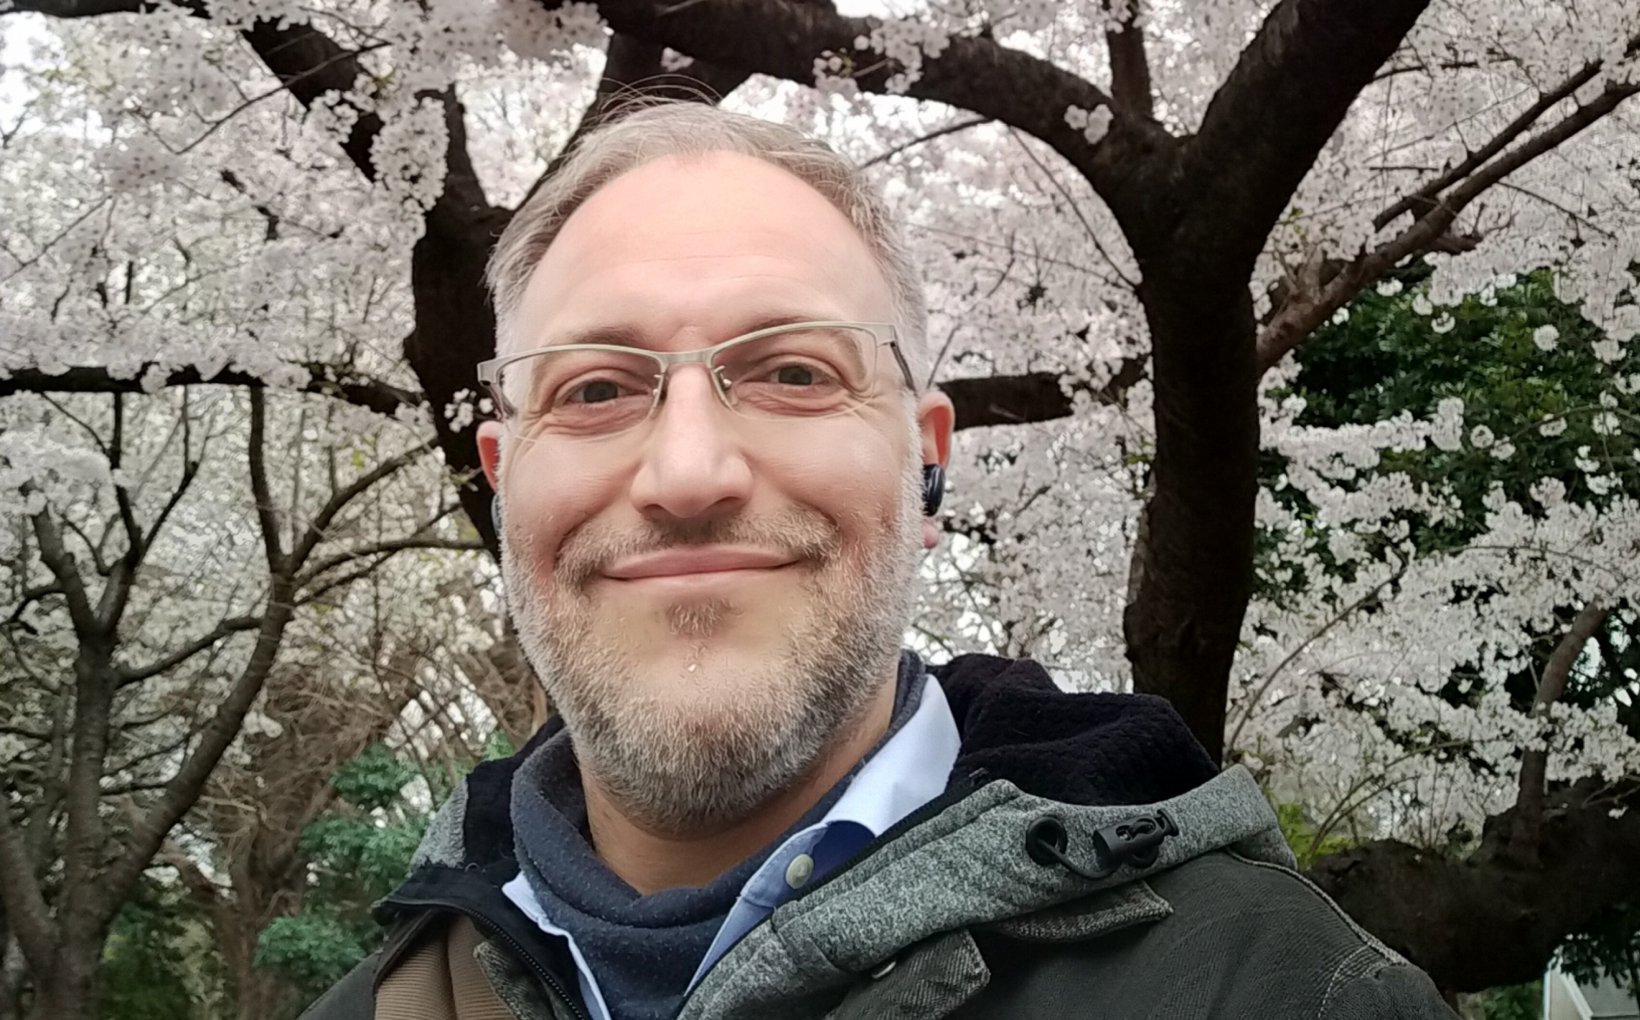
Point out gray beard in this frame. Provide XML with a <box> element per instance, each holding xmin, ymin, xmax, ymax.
<box><xmin>501</xmin><ymin>461</ymin><xmax>922</xmax><ymax>835</ymax></box>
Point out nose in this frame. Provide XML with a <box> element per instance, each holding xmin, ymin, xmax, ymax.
<box><xmin>627</xmin><ymin>363</ymin><xmax>754</xmax><ymax>521</ymax></box>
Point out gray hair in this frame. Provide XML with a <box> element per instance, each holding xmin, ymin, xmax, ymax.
<box><xmin>485</xmin><ymin>101</ymin><xmax>929</xmax><ymax>385</ymax></box>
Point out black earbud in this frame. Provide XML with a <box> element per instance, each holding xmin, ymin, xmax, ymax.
<box><xmin>490</xmin><ymin>494</ymin><xmax>503</xmax><ymax>538</ymax></box>
<box><xmin>922</xmin><ymin>463</ymin><xmax>944</xmax><ymax>517</ymax></box>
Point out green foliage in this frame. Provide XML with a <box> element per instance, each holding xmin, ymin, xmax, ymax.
<box><xmin>1467</xmin><ymin>981</ymin><xmax>1542</xmax><ymax>1020</ymax></box>
<box><xmin>253</xmin><ymin>912</ymin><xmax>369</xmax><ymax>990</ymax></box>
<box><xmin>101</xmin><ymin>890</ymin><xmax>194</xmax><ymax>1020</ymax></box>
<box><xmin>483</xmin><ymin>728</ymin><xmax>516</xmax><ymax>762</ymax></box>
<box><xmin>255</xmin><ymin>742</ymin><xmax>430</xmax><ymax>1016</ymax></box>
<box><xmin>329</xmin><ymin>740</ymin><xmax>418</xmax><ymax>812</ymax></box>
<box><xmin>1268</xmin><ymin>268</ymin><xmax>1640</xmax><ymax>578</ymax></box>
<box><xmin>1291</xmin><ymin>268</ymin><xmax>1639</xmax><ymax>529</ymax></box>
<box><xmin>298</xmin><ymin>811</ymin><xmax>425</xmax><ymax>895</ymax></box>
<box><xmin>100</xmin><ymin>879</ymin><xmax>221</xmax><ymax>1020</ymax></box>
<box><xmin>1271</xmin><ymin>801</ymin><xmax>1352</xmax><ymax>869</ymax></box>
<box><xmin>1559</xmin><ymin>901</ymin><xmax>1640</xmax><ymax>1002</ymax></box>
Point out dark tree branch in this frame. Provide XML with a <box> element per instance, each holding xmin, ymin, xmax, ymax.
<box><xmin>1176</xmin><ymin>0</ymin><xmax>1432</xmax><ymax>275</ymax></box>
<box><xmin>401</xmin><ymin>90</ymin><xmax>509</xmax><ymax>558</ymax></box>
<box><xmin>55</xmin><ymin>513</ymin><xmax>109</xmax><ymax>581</ymax></box>
<box><xmin>114</xmin><ymin>616</ymin><xmax>262</xmax><ymax>687</ymax></box>
<box><xmin>2</xmin><ymin>0</ymin><xmax>161</xmax><ymax>13</ymax></box>
<box><xmin>1509</xmin><ymin>601</ymin><xmax>1608</xmax><ymax>866</ymax></box>
<box><xmin>525</xmin><ymin>35</ymin><xmax>754</xmax><ymax>197</ymax></box>
<box><xmin>1310</xmin><ymin>776</ymin><xmax>1640</xmax><ymax>993</ymax></box>
<box><xmin>1104</xmin><ymin>3</ymin><xmax>1153</xmax><ymax>120</ymax></box>
<box><xmin>858</xmin><ymin>116</ymin><xmax>989</xmax><ymax>169</ymax></box>
<box><xmin>1371</xmin><ymin>29</ymin><xmax>1639</xmax><ymax>235</ymax></box>
<box><xmin>236</xmin><ymin>20</ymin><xmax>383</xmax><ymax>180</ymax></box>
<box><xmin>96</xmin><ymin>578</ymin><xmax>297</xmax><ymax>930</ymax></box>
<box><xmin>93</xmin><ymin>411</ymin><xmax>429</xmax><ymax>926</ymax></box>
<box><xmin>1371</xmin><ymin>63</ymin><xmax>1607</xmax><ymax>232</ymax></box>
<box><xmin>0</xmin><ymin>800</ymin><xmax>56</xmax><ymax>981</ymax></box>
<box><xmin>141</xmin><ymin>446</ymin><xmax>201</xmax><ymax>554</ymax></box>
<box><xmin>97</xmin><ymin>394</ymin><xmax>141</xmax><ymax>631</ymax></box>
<box><xmin>0</xmin><ymin>363</ymin><xmax>423</xmax><ymax>419</ymax></box>
<box><xmin>159</xmin><ymin>840</ymin><xmax>223</xmax><ymax>910</ymax></box>
<box><xmin>941</xmin><ymin>360</ymin><xmax>1145</xmax><ymax>431</ymax></box>
<box><xmin>294</xmin><ymin>535</ymin><xmax>484</xmax><ymax>590</ymax></box>
<box><xmin>107</xmin><ymin>395</ymin><xmax>139</xmax><ymax>571</ymax></box>
<box><xmin>564</xmin><ymin>0</ymin><xmax>1143</xmax><ymax>196</ymax></box>
<box><xmin>246</xmin><ymin>391</ymin><xmax>286</xmax><ymax>573</ymax></box>
<box><xmin>26</xmin><ymin>496</ymin><xmax>96</xmax><ymax>641</ymax></box>
<box><xmin>10</xmin><ymin>0</ymin><xmax>386</xmax><ymax>179</ymax></box>
<box><xmin>296</xmin><ymin>553</ymin><xmax>396</xmax><ymax>606</ymax></box>
<box><xmin>290</xmin><ymin>439</ymin><xmax>437</xmax><ymax>568</ymax></box>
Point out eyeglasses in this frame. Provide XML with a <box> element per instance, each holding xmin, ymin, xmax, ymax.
<box><xmin>477</xmin><ymin>321</ymin><xmax>915</xmax><ymax>440</ymax></box>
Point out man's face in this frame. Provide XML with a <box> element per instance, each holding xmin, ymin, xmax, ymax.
<box><xmin>478</xmin><ymin>152</ymin><xmax>952</xmax><ymax>833</ymax></box>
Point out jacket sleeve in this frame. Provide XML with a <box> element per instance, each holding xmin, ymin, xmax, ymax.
<box><xmin>297</xmin><ymin>951</ymin><xmax>380</xmax><ymax>1020</ymax></box>
<box><xmin>1321</xmin><ymin>958</ymin><xmax>1460</xmax><ymax>1020</ymax></box>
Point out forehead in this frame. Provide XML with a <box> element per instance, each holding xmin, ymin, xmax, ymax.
<box><xmin>514</xmin><ymin>152</ymin><xmax>895</xmax><ymax>349</ymax></box>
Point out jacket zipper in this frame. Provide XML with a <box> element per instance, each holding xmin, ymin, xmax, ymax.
<box><xmin>382</xmin><ymin>891</ymin><xmax>593</xmax><ymax>1020</ymax></box>
<box><xmin>484</xmin><ymin>913</ymin><xmax>594</xmax><ymax>1020</ymax></box>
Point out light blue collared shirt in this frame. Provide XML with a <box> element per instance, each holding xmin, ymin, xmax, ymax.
<box><xmin>503</xmin><ymin>673</ymin><xmax>962</xmax><ymax>1020</ymax></box>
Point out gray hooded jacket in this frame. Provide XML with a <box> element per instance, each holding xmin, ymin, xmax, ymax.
<box><xmin>302</xmin><ymin>655</ymin><xmax>1455</xmax><ymax>1020</ymax></box>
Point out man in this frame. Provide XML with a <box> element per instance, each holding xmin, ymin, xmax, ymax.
<box><xmin>306</xmin><ymin>102</ymin><xmax>1455</xmax><ymax>1020</ymax></box>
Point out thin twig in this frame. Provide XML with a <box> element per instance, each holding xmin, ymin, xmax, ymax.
<box><xmin>858</xmin><ymin>116</ymin><xmax>989</xmax><ymax>169</ymax></box>
<box><xmin>1225</xmin><ymin>564</ymin><xmax>1409</xmax><ymax>757</ymax></box>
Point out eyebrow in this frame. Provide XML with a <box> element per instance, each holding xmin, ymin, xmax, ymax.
<box><xmin>543</xmin><ymin>313</ymin><xmax>835</xmax><ymax>350</ymax></box>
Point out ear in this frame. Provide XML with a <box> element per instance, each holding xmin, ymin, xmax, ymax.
<box><xmin>916</xmin><ymin>389</ymin><xmax>954</xmax><ymax>471</ymax></box>
<box><xmin>916</xmin><ymin>390</ymin><xmax>954</xmax><ymax>549</ymax></box>
<box><xmin>477</xmin><ymin>421</ymin><xmax>506</xmax><ymax>489</ymax></box>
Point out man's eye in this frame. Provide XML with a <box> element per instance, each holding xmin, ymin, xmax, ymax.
<box><xmin>772</xmin><ymin>364</ymin><xmax>819</xmax><ymax>386</ymax></box>
<box><xmin>564</xmin><ymin>379</ymin><xmax>627</xmax><ymax>404</ymax></box>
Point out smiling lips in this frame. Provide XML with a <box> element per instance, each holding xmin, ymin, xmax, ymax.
<box><xmin>603</xmin><ymin>546</ymin><xmax>798</xmax><ymax>583</ymax></box>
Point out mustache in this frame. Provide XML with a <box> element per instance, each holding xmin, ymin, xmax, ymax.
<box><xmin>553</xmin><ymin>508</ymin><xmax>844</xmax><ymax>589</ymax></box>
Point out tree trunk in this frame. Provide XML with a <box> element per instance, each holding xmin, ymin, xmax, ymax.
<box><xmin>230</xmin><ymin>948</ymin><xmax>284</xmax><ymax>1020</ymax></box>
<box><xmin>25</xmin><ymin>944</ymin><xmax>97</xmax><ymax>1020</ymax></box>
<box><xmin>0</xmin><ymin>932</ymin><xmax>26</xmax><ymax>1020</ymax></box>
<box><xmin>1122</xmin><ymin>263</ymin><xmax>1260</xmax><ymax>762</ymax></box>
<box><xmin>1308</xmin><ymin>776</ymin><xmax>1640</xmax><ymax>992</ymax></box>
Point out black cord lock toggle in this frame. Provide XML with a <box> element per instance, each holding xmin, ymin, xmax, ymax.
<box><xmin>1025</xmin><ymin>809</ymin><xmax>1178</xmax><ymax>882</ymax></box>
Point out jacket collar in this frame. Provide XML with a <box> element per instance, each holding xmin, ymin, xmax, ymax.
<box><xmin>409</xmin><ymin>652</ymin><xmax>1222</xmax><ymax>879</ymax></box>
<box><xmin>935</xmin><ymin>653</ymin><xmax>1220</xmax><ymax>806</ymax></box>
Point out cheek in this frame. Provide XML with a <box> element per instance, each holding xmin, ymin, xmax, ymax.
<box><xmin>763</xmin><ymin>423</ymin><xmax>908</xmax><ymax>529</ymax></box>
<box><xmin>503</xmin><ymin>448</ymin><xmax>626</xmax><ymax>570</ymax></box>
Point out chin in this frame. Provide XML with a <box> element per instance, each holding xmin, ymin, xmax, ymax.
<box><xmin>646</xmin><ymin>637</ymin><xmax>788</xmax><ymax>694</ymax></box>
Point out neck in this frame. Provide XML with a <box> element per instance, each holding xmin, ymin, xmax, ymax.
<box><xmin>582</xmin><ymin>669</ymin><xmax>899</xmax><ymax>895</ymax></box>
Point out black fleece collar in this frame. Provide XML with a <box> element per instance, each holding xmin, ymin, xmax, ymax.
<box><xmin>933</xmin><ymin>654</ymin><xmax>1219</xmax><ymax>806</ymax></box>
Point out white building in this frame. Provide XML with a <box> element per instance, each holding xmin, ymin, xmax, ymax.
<box><xmin>1546</xmin><ymin>963</ymin><xmax>1640</xmax><ymax>1020</ymax></box>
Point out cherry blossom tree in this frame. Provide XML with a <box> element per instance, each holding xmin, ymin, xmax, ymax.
<box><xmin>0</xmin><ymin>384</ymin><xmax>486</xmax><ymax>1020</ymax></box>
<box><xmin>1</xmin><ymin>0</ymin><xmax>1638</xmax><ymax>1013</ymax></box>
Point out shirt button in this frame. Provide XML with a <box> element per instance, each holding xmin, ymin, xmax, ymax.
<box><xmin>785</xmin><ymin>853</ymin><xmax>815</xmax><ymax>889</ymax></box>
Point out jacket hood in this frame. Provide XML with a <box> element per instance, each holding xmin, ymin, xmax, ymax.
<box><xmin>935</xmin><ymin>654</ymin><xmax>1221</xmax><ymax>806</ymax></box>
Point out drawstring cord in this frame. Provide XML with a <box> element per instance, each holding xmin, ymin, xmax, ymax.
<box><xmin>1025</xmin><ymin>809</ymin><xmax>1178</xmax><ymax>882</ymax></box>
